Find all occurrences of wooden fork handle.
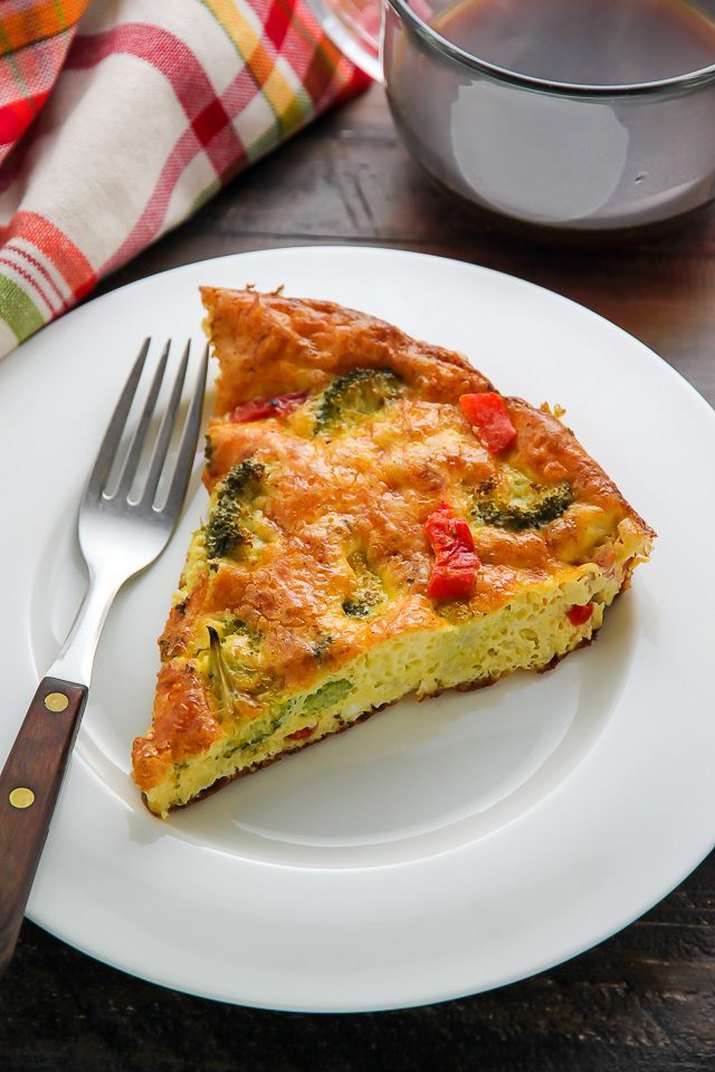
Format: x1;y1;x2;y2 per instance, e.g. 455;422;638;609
0;676;88;975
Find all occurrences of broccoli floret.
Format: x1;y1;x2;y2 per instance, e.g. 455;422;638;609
301;678;353;715
315;367;403;433
342;597;375;618
207;625;232;712
222;615;262;650
341;550;385;617
204;459;264;560
312;635;333;661
220;459;264;499
203;434;214;466
473;480;573;531
204;504;245;560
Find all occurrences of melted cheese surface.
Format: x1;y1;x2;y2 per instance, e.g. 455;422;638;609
131;288;654;816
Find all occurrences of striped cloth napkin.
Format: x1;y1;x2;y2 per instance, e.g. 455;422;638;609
0;0;368;359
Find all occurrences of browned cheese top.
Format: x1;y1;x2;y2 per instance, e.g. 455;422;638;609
131;288;654;791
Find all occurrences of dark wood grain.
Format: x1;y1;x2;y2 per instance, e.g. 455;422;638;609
2;84;713;1071
0;677;88;975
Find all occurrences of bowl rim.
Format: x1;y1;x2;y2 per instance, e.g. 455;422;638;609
387;0;715;97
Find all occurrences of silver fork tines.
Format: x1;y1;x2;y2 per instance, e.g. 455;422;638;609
53;336;208;687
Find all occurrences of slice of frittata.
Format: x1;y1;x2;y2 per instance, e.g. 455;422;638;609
131;287;654;817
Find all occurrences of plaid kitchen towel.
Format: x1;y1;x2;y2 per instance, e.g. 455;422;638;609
0;0;368;358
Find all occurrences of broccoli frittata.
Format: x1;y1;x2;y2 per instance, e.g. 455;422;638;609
131;287;654;818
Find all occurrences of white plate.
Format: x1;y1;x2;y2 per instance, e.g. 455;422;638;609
1;246;714;1012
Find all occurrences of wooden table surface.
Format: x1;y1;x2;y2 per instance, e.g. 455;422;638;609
2;84;714;1072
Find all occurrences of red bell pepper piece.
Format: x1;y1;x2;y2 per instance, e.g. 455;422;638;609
228;389;309;423
286;724;317;741
425;503;480;601
459;392;516;453
566;603;594;626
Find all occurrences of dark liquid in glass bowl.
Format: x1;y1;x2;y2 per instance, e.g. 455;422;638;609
384;0;715;228
430;0;715;84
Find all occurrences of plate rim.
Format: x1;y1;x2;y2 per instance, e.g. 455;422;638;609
2;243;714;1012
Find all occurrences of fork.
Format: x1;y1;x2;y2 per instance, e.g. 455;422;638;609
0;337;208;974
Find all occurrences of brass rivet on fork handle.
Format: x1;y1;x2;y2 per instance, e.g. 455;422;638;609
44;692;69;712
8;788;35;810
